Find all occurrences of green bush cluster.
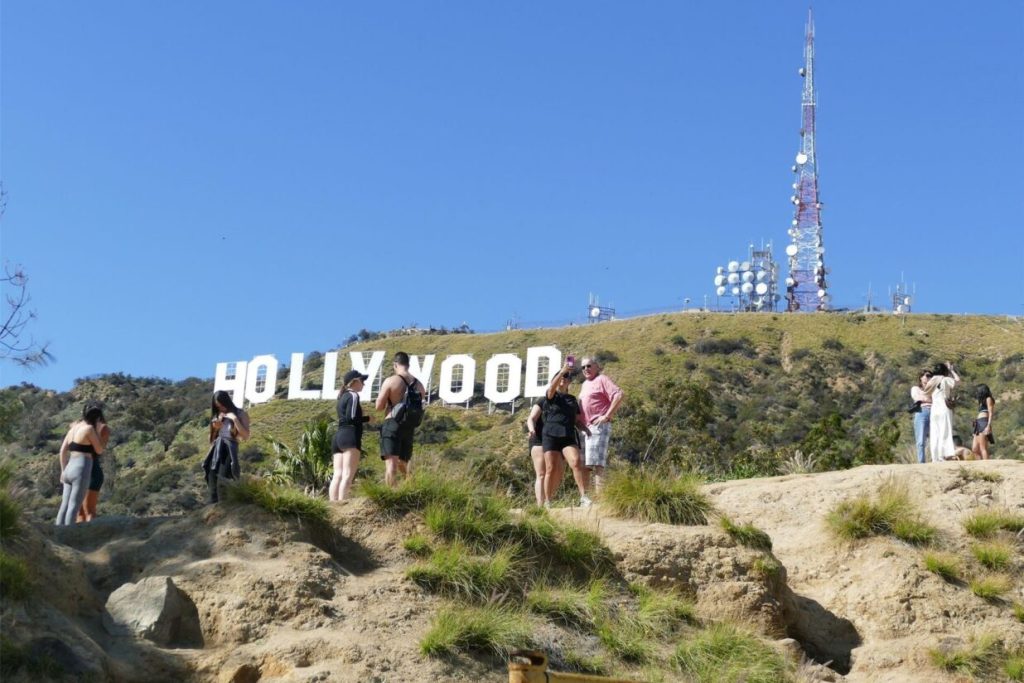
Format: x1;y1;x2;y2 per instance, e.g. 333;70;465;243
602;469;712;525
225;477;330;525
826;479;936;545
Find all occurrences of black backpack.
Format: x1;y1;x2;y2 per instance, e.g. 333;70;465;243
393;376;424;427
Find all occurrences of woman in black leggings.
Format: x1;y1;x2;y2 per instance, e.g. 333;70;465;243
202;391;251;503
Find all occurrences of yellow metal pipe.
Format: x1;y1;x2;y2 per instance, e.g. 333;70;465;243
508;651;643;683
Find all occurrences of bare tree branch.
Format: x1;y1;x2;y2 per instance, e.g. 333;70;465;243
1;263;54;367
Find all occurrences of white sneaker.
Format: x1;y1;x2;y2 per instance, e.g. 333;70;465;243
579;495;592;508
543;500;552;509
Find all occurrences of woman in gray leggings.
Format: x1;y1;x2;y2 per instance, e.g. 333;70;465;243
56;403;107;526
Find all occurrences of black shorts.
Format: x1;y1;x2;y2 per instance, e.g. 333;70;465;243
88;458;105;492
380;418;415;462
972;417;995;444
542;432;579;453
529;432;543;449
332;426;362;452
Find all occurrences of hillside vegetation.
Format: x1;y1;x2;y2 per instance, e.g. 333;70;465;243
1;313;1022;518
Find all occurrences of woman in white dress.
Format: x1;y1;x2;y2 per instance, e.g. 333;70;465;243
925;362;960;462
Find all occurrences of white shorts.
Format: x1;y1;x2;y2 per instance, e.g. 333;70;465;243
584;423;611;468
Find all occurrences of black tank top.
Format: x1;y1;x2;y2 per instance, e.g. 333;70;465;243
69;442;96;454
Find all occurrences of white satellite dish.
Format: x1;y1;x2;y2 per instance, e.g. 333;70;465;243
727;261;740;272
785;244;799;257
590;307;601;317
753;297;764;308
755;282;769;295
785;277;796;287
791;183;798;190
787;229;796;237
904;297;911;305
716;266;725;274
727;273;740;285
799;67;806;77
731;286;741;296
714;275;726;286
791;165;798;173
791;196;800;205
896;304;906;314
741;271;754;283
795;152;808;165
816;246;826;254
791;219;798;226
817;289;827;298
740;261;751;272
716;286;727;297
756;270;767;281
741;282;754;294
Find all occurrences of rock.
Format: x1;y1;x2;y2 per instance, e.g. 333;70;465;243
103;575;203;647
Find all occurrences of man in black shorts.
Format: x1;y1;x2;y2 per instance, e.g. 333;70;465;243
375;352;426;487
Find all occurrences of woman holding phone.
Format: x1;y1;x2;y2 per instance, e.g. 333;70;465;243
540;362;591;507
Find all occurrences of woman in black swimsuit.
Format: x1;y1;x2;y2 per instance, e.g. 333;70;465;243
971;384;995;460
202;391;251;503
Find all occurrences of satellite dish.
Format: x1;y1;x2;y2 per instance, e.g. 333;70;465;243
590;307;601;317
727;272;740;285
740;261;751;272
791;183;798;190
791;165;798;173
755;282;769;295
896;304;906;314
731;286;741;296
774;294;782;302
818;289;827;298
741;282;754;294
756;270;767;281
816;247;826;254
714;275;726;287
791;219;798;226
741;271;754;283
716;286;727;297
785;277;796;287
799;67;806;77
787;229;796;237
796;152;808;165
904;296;911;305
791;196;800;205
727;261;740;273
785;244;799;257
753;297;764;308
716;266;725;274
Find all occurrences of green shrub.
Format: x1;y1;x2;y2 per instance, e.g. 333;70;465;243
424;496;508;547
551;525;615;575
402;534;432;557
597;619;653;663
1007;653;1024;681
632;584;696;634
0;637;64;677
970;575;1012;602
224;477;330;525
560;650;609;675
956;466;1003;484
719;515;772;551
360;471;472;515
672;622;793;683
1014;602;1024;623
972;542;1013;571
929;633;1003;678
963;509;1024;538
0;551;29;599
526;581;605;630
0;493;19;540
923;552;962;582
750;555;783;580
268;417;334;494
602;469;712;525
826;479;935;545
420;605;532;658
406;544;519;600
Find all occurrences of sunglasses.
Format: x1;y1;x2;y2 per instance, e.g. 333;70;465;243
582;364;594;369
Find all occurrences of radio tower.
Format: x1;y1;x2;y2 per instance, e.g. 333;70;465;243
785;8;829;312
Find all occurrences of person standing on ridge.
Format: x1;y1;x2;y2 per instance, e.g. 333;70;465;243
909;369;933;464
203;390;251;503
77;412;110;522
578;356;624;497
330;370;371;502
924;361;960;462
376;352;426;487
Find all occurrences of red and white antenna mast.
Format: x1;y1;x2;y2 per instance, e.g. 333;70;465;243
785;8;829;312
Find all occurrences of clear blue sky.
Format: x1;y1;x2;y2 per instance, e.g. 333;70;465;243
2;1;1022;391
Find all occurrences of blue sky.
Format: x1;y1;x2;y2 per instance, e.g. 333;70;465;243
3;1;1022;390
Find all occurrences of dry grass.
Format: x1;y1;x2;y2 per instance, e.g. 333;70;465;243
971;542;1013;571
963;509;1024;538
922;552;962;582
602;469;713;525
969;575;1012;602
719;515;773;551
929;633;1004;679
826;479;936;545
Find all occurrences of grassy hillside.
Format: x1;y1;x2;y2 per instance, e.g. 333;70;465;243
2;313;1022;518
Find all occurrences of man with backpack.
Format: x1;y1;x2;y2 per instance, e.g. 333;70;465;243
375;351;426;487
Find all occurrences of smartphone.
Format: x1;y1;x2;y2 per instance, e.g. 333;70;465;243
566;355;576;368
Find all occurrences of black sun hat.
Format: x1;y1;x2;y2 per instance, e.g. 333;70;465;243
343;370;369;385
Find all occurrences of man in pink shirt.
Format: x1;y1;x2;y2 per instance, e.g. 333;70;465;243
578;356;624;504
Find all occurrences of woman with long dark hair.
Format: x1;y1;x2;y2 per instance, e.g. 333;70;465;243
56;403;106;525
971;384;995;460
909;369;932;464
202;390;250;503
541;364;591;507
925;362;960;462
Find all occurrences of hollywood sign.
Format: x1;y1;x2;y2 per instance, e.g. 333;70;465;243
214;346;564;406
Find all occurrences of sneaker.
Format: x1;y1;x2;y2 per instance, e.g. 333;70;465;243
579;495;592;508
543;500;552;509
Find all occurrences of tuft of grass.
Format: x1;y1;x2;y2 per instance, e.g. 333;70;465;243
672;622;793;683
929;633;1003;678
560;650;610;675
597;619;654;663
420;605;532;658
1006;654;1024;681
969;575;1012;602
406;544;519;600
1014;602;1024;623
750;555;783;580
423;495;508;547
923;552;962;582
632;583;697;634
0;637;64;678
551;525;615;575
526;581;606;630
225;477;330;525
602;469;712;525
956;466;1003;484
826;479;936;545
719;515;773;551
0;465;21;540
972;542;1013;571
402;534;432;557
360;472;473;516
963;509;1024;538
0;551;29;599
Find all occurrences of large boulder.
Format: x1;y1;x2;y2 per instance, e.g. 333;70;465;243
103;575;203;647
